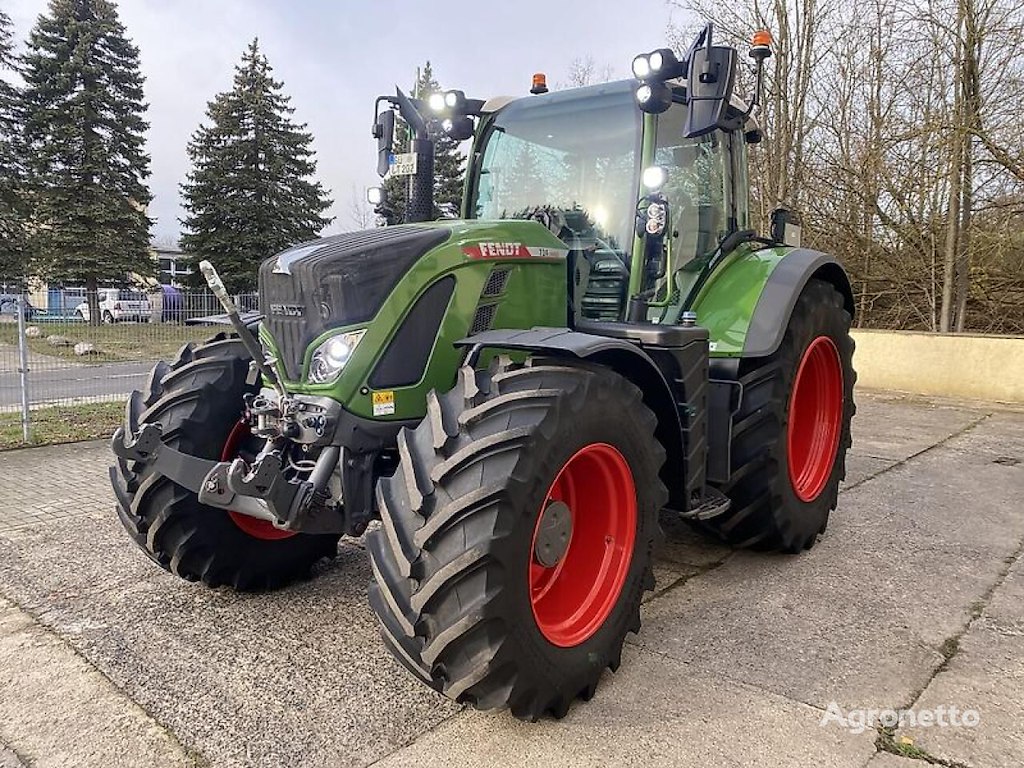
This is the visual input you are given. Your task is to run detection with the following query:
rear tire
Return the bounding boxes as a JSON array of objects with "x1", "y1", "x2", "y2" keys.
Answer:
[
  {"x1": 367, "y1": 358, "x2": 666, "y2": 720},
  {"x1": 704, "y1": 278, "x2": 856, "y2": 551},
  {"x1": 110, "y1": 334, "x2": 339, "y2": 590}
]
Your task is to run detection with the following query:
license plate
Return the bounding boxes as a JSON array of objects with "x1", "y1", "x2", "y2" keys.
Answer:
[{"x1": 389, "y1": 152, "x2": 417, "y2": 177}]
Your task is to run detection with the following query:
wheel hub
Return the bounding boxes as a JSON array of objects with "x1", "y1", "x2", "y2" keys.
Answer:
[
  {"x1": 533, "y1": 500, "x2": 573, "y2": 567},
  {"x1": 528, "y1": 442, "x2": 637, "y2": 648},
  {"x1": 787, "y1": 335, "x2": 844, "y2": 502}
]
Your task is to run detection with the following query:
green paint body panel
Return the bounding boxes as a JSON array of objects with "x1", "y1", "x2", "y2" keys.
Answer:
[
  {"x1": 261, "y1": 219, "x2": 567, "y2": 421},
  {"x1": 690, "y1": 244, "x2": 793, "y2": 357}
]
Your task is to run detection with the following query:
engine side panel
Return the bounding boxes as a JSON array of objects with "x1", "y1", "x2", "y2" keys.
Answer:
[{"x1": 259, "y1": 219, "x2": 568, "y2": 422}]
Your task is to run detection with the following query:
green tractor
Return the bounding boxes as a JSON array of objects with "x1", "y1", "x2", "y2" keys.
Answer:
[{"x1": 111, "y1": 25, "x2": 855, "y2": 720}]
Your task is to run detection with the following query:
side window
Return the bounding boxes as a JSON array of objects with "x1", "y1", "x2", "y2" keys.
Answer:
[
  {"x1": 653, "y1": 103, "x2": 734, "y2": 267},
  {"x1": 731, "y1": 131, "x2": 750, "y2": 231}
]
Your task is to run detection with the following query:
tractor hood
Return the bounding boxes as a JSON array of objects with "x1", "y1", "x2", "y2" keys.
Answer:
[{"x1": 259, "y1": 225, "x2": 450, "y2": 380}]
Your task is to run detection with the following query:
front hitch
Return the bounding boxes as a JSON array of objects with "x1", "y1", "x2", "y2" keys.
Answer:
[{"x1": 111, "y1": 412, "x2": 349, "y2": 535}]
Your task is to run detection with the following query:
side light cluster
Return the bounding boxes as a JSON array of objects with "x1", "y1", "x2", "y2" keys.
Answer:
[
  {"x1": 425, "y1": 89, "x2": 474, "y2": 140},
  {"x1": 427, "y1": 89, "x2": 466, "y2": 114},
  {"x1": 308, "y1": 330, "x2": 366, "y2": 385},
  {"x1": 645, "y1": 201, "x2": 668, "y2": 236},
  {"x1": 631, "y1": 47, "x2": 684, "y2": 114}
]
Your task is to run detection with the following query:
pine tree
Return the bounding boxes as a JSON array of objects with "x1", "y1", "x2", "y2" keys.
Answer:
[
  {"x1": 19, "y1": 0, "x2": 152, "y2": 321},
  {"x1": 0, "y1": 10, "x2": 28, "y2": 281},
  {"x1": 381, "y1": 62, "x2": 466, "y2": 223},
  {"x1": 180, "y1": 39, "x2": 333, "y2": 294}
]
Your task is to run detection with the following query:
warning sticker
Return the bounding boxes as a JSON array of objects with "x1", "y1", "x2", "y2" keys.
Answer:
[{"x1": 372, "y1": 390, "x2": 396, "y2": 417}]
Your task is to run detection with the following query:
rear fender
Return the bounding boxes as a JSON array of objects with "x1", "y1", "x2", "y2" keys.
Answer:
[{"x1": 692, "y1": 246, "x2": 854, "y2": 358}]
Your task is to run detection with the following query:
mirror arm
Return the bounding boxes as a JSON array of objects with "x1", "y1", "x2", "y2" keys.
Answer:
[
  {"x1": 394, "y1": 87, "x2": 429, "y2": 138},
  {"x1": 742, "y1": 60, "x2": 767, "y2": 119}
]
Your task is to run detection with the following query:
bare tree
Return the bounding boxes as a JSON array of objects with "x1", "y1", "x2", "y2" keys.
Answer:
[
  {"x1": 557, "y1": 56, "x2": 617, "y2": 89},
  {"x1": 666, "y1": 0, "x2": 1024, "y2": 333},
  {"x1": 348, "y1": 185, "x2": 375, "y2": 231}
]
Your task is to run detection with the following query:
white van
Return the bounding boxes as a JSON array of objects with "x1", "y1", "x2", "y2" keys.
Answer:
[{"x1": 75, "y1": 288, "x2": 152, "y2": 323}]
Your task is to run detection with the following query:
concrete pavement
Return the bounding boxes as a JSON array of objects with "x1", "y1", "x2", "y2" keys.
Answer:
[{"x1": 0, "y1": 390, "x2": 1022, "y2": 767}]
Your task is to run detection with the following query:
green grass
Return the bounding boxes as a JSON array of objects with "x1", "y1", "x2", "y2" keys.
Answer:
[
  {"x1": 0, "y1": 401, "x2": 124, "y2": 450},
  {"x1": 0, "y1": 321, "x2": 213, "y2": 363}
]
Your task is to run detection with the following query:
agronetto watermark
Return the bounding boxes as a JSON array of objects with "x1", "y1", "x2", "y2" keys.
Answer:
[{"x1": 819, "y1": 702, "x2": 981, "y2": 735}]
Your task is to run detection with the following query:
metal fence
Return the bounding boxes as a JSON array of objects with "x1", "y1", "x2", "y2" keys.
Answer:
[{"x1": 0, "y1": 283, "x2": 256, "y2": 446}]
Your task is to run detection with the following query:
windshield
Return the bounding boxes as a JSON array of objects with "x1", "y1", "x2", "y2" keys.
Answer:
[{"x1": 470, "y1": 82, "x2": 641, "y2": 256}]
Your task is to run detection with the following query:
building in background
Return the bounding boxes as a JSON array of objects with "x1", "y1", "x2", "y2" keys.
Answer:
[
  {"x1": 19, "y1": 244, "x2": 194, "y2": 318},
  {"x1": 155, "y1": 245, "x2": 192, "y2": 287}
]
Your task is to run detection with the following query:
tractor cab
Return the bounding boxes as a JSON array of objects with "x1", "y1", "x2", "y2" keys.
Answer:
[
  {"x1": 371, "y1": 23, "x2": 770, "y2": 331},
  {"x1": 461, "y1": 80, "x2": 760, "y2": 324}
]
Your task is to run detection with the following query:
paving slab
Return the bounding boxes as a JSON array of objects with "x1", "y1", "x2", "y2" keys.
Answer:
[
  {"x1": 896, "y1": 544, "x2": 1024, "y2": 768},
  {"x1": 841, "y1": 453, "x2": 897, "y2": 489},
  {"x1": 847, "y1": 392, "x2": 988, "y2": 462},
  {"x1": 0, "y1": 439, "x2": 109, "y2": 532},
  {"x1": 635, "y1": 410, "x2": 1024, "y2": 712},
  {"x1": 656, "y1": 508, "x2": 734, "y2": 570},
  {"x1": 0, "y1": 513, "x2": 458, "y2": 768},
  {"x1": 373, "y1": 645, "x2": 877, "y2": 768},
  {"x1": 0, "y1": 596, "x2": 194, "y2": 768},
  {"x1": 865, "y1": 754, "x2": 925, "y2": 768}
]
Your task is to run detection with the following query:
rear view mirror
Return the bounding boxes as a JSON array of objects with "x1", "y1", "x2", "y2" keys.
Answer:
[
  {"x1": 771, "y1": 208, "x2": 802, "y2": 246},
  {"x1": 374, "y1": 110, "x2": 395, "y2": 177},
  {"x1": 683, "y1": 44, "x2": 737, "y2": 138}
]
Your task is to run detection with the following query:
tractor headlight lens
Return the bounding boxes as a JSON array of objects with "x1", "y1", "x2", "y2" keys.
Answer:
[
  {"x1": 649, "y1": 51, "x2": 664, "y2": 72},
  {"x1": 308, "y1": 330, "x2": 366, "y2": 384},
  {"x1": 428, "y1": 93, "x2": 446, "y2": 113},
  {"x1": 632, "y1": 55, "x2": 651, "y2": 79},
  {"x1": 642, "y1": 165, "x2": 668, "y2": 191},
  {"x1": 635, "y1": 81, "x2": 673, "y2": 113}
]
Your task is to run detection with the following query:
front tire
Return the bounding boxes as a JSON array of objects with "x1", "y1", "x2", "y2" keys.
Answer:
[
  {"x1": 704, "y1": 278, "x2": 856, "y2": 551},
  {"x1": 367, "y1": 359, "x2": 666, "y2": 720},
  {"x1": 110, "y1": 335, "x2": 339, "y2": 590}
]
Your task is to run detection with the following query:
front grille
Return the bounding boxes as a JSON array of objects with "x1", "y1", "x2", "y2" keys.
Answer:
[
  {"x1": 580, "y1": 257, "x2": 628, "y2": 321},
  {"x1": 259, "y1": 225, "x2": 449, "y2": 380},
  {"x1": 470, "y1": 303, "x2": 497, "y2": 334},
  {"x1": 482, "y1": 267, "x2": 511, "y2": 297}
]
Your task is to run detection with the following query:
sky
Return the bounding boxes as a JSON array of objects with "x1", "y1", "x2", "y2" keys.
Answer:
[{"x1": 3, "y1": 0, "x2": 689, "y2": 241}]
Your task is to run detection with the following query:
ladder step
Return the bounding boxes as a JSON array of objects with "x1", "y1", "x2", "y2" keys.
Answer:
[{"x1": 677, "y1": 487, "x2": 731, "y2": 521}]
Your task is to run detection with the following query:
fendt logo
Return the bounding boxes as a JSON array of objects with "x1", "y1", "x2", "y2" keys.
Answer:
[
  {"x1": 462, "y1": 242, "x2": 566, "y2": 260},
  {"x1": 268, "y1": 303, "x2": 305, "y2": 318}
]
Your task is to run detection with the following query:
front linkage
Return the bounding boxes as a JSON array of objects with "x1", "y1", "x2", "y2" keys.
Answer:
[
  {"x1": 111, "y1": 389, "x2": 360, "y2": 535},
  {"x1": 113, "y1": 261, "x2": 379, "y2": 539}
]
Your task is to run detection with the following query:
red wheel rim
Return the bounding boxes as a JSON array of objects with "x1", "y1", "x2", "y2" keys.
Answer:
[
  {"x1": 787, "y1": 336, "x2": 844, "y2": 502},
  {"x1": 221, "y1": 421, "x2": 296, "y2": 541},
  {"x1": 529, "y1": 443, "x2": 637, "y2": 647}
]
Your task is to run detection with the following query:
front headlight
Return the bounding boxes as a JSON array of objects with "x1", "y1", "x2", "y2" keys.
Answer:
[{"x1": 308, "y1": 330, "x2": 366, "y2": 384}]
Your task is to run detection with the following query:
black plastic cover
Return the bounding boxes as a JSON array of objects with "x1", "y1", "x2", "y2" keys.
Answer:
[
  {"x1": 259, "y1": 225, "x2": 450, "y2": 380},
  {"x1": 369, "y1": 276, "x2": 456, "y2": 388}
]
